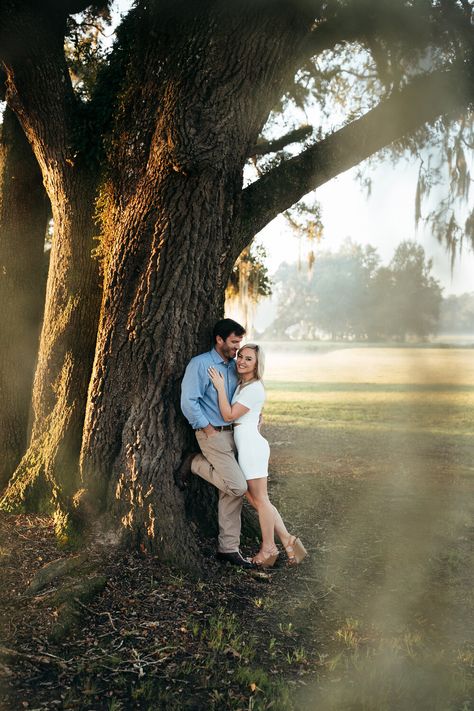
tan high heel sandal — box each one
[285,536,307,565]
[252,548,279,568]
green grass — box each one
[266,381,474,393]
[22,346,472,711]
[184,607,296,711]
[265,384,474,436]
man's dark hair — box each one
[213,318,246,343]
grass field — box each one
[260,345,474,710]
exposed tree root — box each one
[25,552,89,596]
[48,574,108,642]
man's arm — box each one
[180,359,210,431]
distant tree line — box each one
[265,240,448,342]
[439,292,474,334]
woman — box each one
[208,343,307,568]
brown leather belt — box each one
[195,424,234,432]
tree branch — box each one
[240,64,474,245]
[460,0,473,21]
[250,125,313,157]
[301,15,368,59]
[0,3,90,191]
[43,0,109,16]
[298,3,434,63]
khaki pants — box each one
[191,430,247,553]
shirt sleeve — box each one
[180,358,209,430]
[235,382,264,411]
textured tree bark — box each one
[0,106,49,489]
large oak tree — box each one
[0,0,472,568]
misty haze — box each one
[1,0,473,709]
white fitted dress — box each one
[232,380,269,480]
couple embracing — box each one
[175,318,307,569]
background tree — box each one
[317,242,380,340]
[0,8,111,497]
[365,265,396,342]
[439,292,474,334]
[267,241,380,340]
[0,3,107,529]
[388,241,443,341]
[0,0,472,567]
[0,103,49,488]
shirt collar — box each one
[211,348,234,366]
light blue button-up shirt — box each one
[181,348,238,430]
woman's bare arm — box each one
[208,367,249,422]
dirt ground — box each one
[0,503,317,711]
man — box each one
[176,318,255,569]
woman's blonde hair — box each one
[238,343,265,380]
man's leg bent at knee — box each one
[192,432,247,497]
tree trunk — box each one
[82,171,237,568]
[0,6,103,534]
[79,4,311,567]
[1,172,101,529]
[0,106,49,489]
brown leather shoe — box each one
[173,452,196,490]
[216,551,257,569]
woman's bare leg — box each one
[247,478,278,554]
[271,505,292,548]
[245,491,292,548]
[246,485,306,563]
